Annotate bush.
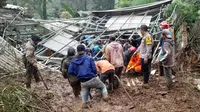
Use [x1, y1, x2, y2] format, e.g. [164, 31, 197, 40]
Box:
[164, 0, 200, 26]
[0, 84, 51, 112]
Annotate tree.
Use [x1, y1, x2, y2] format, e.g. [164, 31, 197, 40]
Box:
[7, 0, 51, 19]
[116, 0, 161, 8]
[60, 2, 80, 18]
[0, 0, 7, 8]
[43, 0, 47, 19]
[164, 0, 200, 26]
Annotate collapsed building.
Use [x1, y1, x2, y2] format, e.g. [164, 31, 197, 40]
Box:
[0, 0, 175, 73]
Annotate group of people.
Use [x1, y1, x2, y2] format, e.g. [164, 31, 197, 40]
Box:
[23, 22, 175, 108]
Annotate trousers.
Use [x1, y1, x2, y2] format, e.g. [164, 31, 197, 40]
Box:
[81, 77, 108, 103]
[164, 67, 173, 88]
[25, 65, 40, 88]
[140, 58, 152, 83]
[100, 69, 114, 91]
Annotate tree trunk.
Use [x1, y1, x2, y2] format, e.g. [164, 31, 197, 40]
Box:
[43, 0, 47, 20]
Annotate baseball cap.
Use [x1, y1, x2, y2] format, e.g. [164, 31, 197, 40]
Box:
[162, 29, 172, 38]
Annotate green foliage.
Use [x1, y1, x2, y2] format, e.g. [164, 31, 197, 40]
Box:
[60, 11, 72, 19]
[164, 0, 200, 26]
[60, 2, 75, 17]
[116, 0, 160, 8]
[60, 2, 80, 18]
[0, 0, 7, 8]
[0, 84, 48, 112]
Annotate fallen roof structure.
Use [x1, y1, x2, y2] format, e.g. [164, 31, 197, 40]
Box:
[0, 36, 24, 74]
[91, 0, 172, 17]
[0, 0, 175, 72]
[105, 15, 152, 31]
[35, 0, 173, 67]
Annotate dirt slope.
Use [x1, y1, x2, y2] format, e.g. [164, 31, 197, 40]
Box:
[31, 71, 200, 112]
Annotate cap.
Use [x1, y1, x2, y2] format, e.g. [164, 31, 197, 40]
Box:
[160, 21, 169, 29]
[77, 44, 85, 54]
[162, 29, 172, 38]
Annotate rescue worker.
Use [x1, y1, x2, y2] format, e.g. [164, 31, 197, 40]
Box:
[160, 29, 175, 89]
[123, 40, 132, 51]
[106, 35, 124, 80]
[60, 47, 81, 97]
[24, 35, 42, 88]
[126, 47, 141, 74]
[68, 45, 108, 108]
[96, 59, 115, 92]
[159, 21, 171, 76]
[159, 21, 176, 76]
[124, 46, 135, 67]
[134, 25, 153, 84]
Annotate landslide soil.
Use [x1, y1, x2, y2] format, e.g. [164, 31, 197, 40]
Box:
[31, 71, 200, 112]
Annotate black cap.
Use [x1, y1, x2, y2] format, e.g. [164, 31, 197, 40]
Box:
[67, 47, 76, 56]
[31, 35, 42, 42]
[77, 44, 85, 53]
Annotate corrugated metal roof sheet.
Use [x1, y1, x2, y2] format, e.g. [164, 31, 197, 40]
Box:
[42, 22, 80, 33]
[43, 32, 79, 55]
[105, 15, 152, 31]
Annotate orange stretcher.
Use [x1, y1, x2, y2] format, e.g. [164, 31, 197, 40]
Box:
[126, 53, 141, 73]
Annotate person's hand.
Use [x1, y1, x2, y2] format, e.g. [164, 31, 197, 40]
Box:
[160, 58, 165, 62]
[144, 58, 148, 64]
[33, 63, 38, 68]
[132, 51, 136, 56]
[154, 60, 159, 64]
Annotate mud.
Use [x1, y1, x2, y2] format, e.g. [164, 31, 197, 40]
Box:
[31, 71, 200, 112]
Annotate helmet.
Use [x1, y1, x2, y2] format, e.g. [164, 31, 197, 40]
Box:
[160, 21, 169, 29]
[128, 46, 136, 52]
[67, 47, 76, 56]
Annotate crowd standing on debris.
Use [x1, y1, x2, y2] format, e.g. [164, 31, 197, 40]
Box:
[24, 23, 175, 108]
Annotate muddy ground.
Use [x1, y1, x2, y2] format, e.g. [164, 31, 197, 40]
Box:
[31, 70, 200, 112]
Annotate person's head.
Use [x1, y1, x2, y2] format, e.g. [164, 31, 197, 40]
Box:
[125, 40, 130, 46]
[140, 25, 148, 36]
[160, 21, 169, 29]
[109, 35, 116, 42]
[67, 47, 76, 57]
[31, 35, 42, 45]
[162, 29, 172, 39]
[77, 44, 86, 55]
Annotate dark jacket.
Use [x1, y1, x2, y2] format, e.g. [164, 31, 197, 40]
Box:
[61, 56, 74, 78]
[68, 54, 97, 82]
[61, 56, 80, 85]
[161, 39, 175, 67]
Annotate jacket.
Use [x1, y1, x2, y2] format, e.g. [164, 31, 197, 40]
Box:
[161, 39, 175, 67]
[106, 41, 124, 67]
[68, 54, 97, 82]
[25, 39, 37, 65]
[96, 60, 115, 73]
[137, 33, 153, 59]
